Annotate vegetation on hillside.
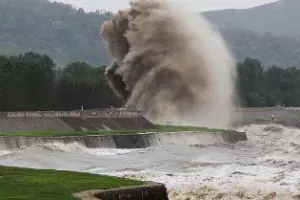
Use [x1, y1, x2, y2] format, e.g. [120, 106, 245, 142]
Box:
[220, 28, 300, 68]
[0, 52, 122, 111]
[0, 52, 299, 111]
[0, 0, 112, 67]
[202, 0, 300, 67]
[203, 0, 300, 37]
[1, 0, 300, 68]
[0, 0, 299, 110]
[237, 58, 300, 107]
[0, 166, 143, 200]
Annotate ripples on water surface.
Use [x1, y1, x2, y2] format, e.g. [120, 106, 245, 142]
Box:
[1, 124, 300, 199]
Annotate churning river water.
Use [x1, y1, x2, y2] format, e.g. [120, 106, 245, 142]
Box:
[1, 124, 300, 199]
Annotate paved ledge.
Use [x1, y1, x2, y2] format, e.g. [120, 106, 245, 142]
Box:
[73, 183, 169, 200]
[0, 131, 247, 150]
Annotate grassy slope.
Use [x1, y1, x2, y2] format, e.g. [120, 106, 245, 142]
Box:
[0, 166, 143, 200]
[0, 125, 226, 137]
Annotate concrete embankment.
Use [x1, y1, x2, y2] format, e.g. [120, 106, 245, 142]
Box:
[73, 183, 169, 200]
[0, 131, 247, 150]
[0, 109, 154, 133]
[233, 107, 300, 128]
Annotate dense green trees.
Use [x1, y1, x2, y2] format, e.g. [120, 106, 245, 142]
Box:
[55, 61, 122, 110]
[237, 58, 300, 107]
[0, 0, 112, 67]
[0, 52, 299, 111]
[0, 52, 55, 110]
[1, 0, 300, 69]
[0, 52, 122, 111]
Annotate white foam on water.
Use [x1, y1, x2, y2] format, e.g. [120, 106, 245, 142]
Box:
[41, 142, 85, 153]
[1, 124, 300, 199]
[40, 142, 137, 156]
[167, 185, 296, 200]
[85, 148, 137, 156]
[0, 150, 12, 156]
[87, 124, 300, 199]
[99, 167, 300, 200]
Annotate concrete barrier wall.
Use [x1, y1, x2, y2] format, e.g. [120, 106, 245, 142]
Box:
[233, 107, 300, 127]
[235, 107, 300, 120]
[0, 109, 155, 133]
[0, 118, 75, 132]
[1, 111, 81, 118]
[0, 135, 116, 149]
[3, 108, 300, 133]
[60, 117, 154, 131]
[73, 183, 169, 200]
[0, 109, 142, 118]
[149, 131, 247, 146]
[0, 131, 247, 150]
[0, 117, 154, 133]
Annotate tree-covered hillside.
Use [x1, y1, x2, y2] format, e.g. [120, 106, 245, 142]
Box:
[0, 0, 112, 67]
[0, 52, 299, 110]
[203, 0, 300, 37]
[0, 0, 300, 68]
[220, 28, 300, 68]
[0, 52, 122, 111]
[202, 0, 300, 67]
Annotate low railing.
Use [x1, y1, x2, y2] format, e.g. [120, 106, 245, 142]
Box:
[0, 108, 142, 118]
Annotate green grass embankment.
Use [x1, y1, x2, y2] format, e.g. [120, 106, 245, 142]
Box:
[0, 166, 144, 200]
[0, 125, 226, 137]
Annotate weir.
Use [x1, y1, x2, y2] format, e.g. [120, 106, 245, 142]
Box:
[0, 108, 248, 151]
[3, 107, 298, 151]
[0, 109, 154, 133]
[0, 131, 247, 150]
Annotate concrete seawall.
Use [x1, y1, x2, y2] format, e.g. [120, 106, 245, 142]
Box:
[233, 107, 300, 128]
[73, 183, 169, 200]
[2, 107, 300, 133]
[0, 131, 247, 150]
[0, 109, 154, 133]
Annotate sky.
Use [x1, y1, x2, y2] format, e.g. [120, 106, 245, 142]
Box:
[54, 0, 279, 13]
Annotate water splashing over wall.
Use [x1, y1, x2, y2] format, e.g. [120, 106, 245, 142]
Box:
[101, 0, 236, 128]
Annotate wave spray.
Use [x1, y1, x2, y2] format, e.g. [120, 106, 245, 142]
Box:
[101, 0, 236, 128]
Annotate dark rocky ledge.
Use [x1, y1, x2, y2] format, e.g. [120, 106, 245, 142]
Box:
[73, 182, 169, 200]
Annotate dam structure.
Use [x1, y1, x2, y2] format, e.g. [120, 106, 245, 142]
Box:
[0, 107, 296, 133]
[2, 107, 298, 151]
[0, 130, 248, 150]
[0, 108, 154, 133]
[0, 108, 248, 150]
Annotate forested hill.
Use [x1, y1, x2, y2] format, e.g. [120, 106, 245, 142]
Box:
[203, 0, 300, 37]
[0, 0, 112, 67]
[220, 28, 300, 68]
[1, 0, 300, 68]
[202, 0, 300, 68]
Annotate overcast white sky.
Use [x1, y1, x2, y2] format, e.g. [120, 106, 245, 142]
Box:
[54, 0, 278, 12]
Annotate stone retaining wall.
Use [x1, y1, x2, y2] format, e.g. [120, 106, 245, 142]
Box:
[0, 131, 247, 150]
[234, 107, 300, 121]
[0, 109, 142, 118]
[233, 107, 300, 128]
[0, 109, 154, 132]
[73, 183, 169, 200]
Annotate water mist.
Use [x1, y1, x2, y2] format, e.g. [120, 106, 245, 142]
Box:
[101, 0, 236, 128]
